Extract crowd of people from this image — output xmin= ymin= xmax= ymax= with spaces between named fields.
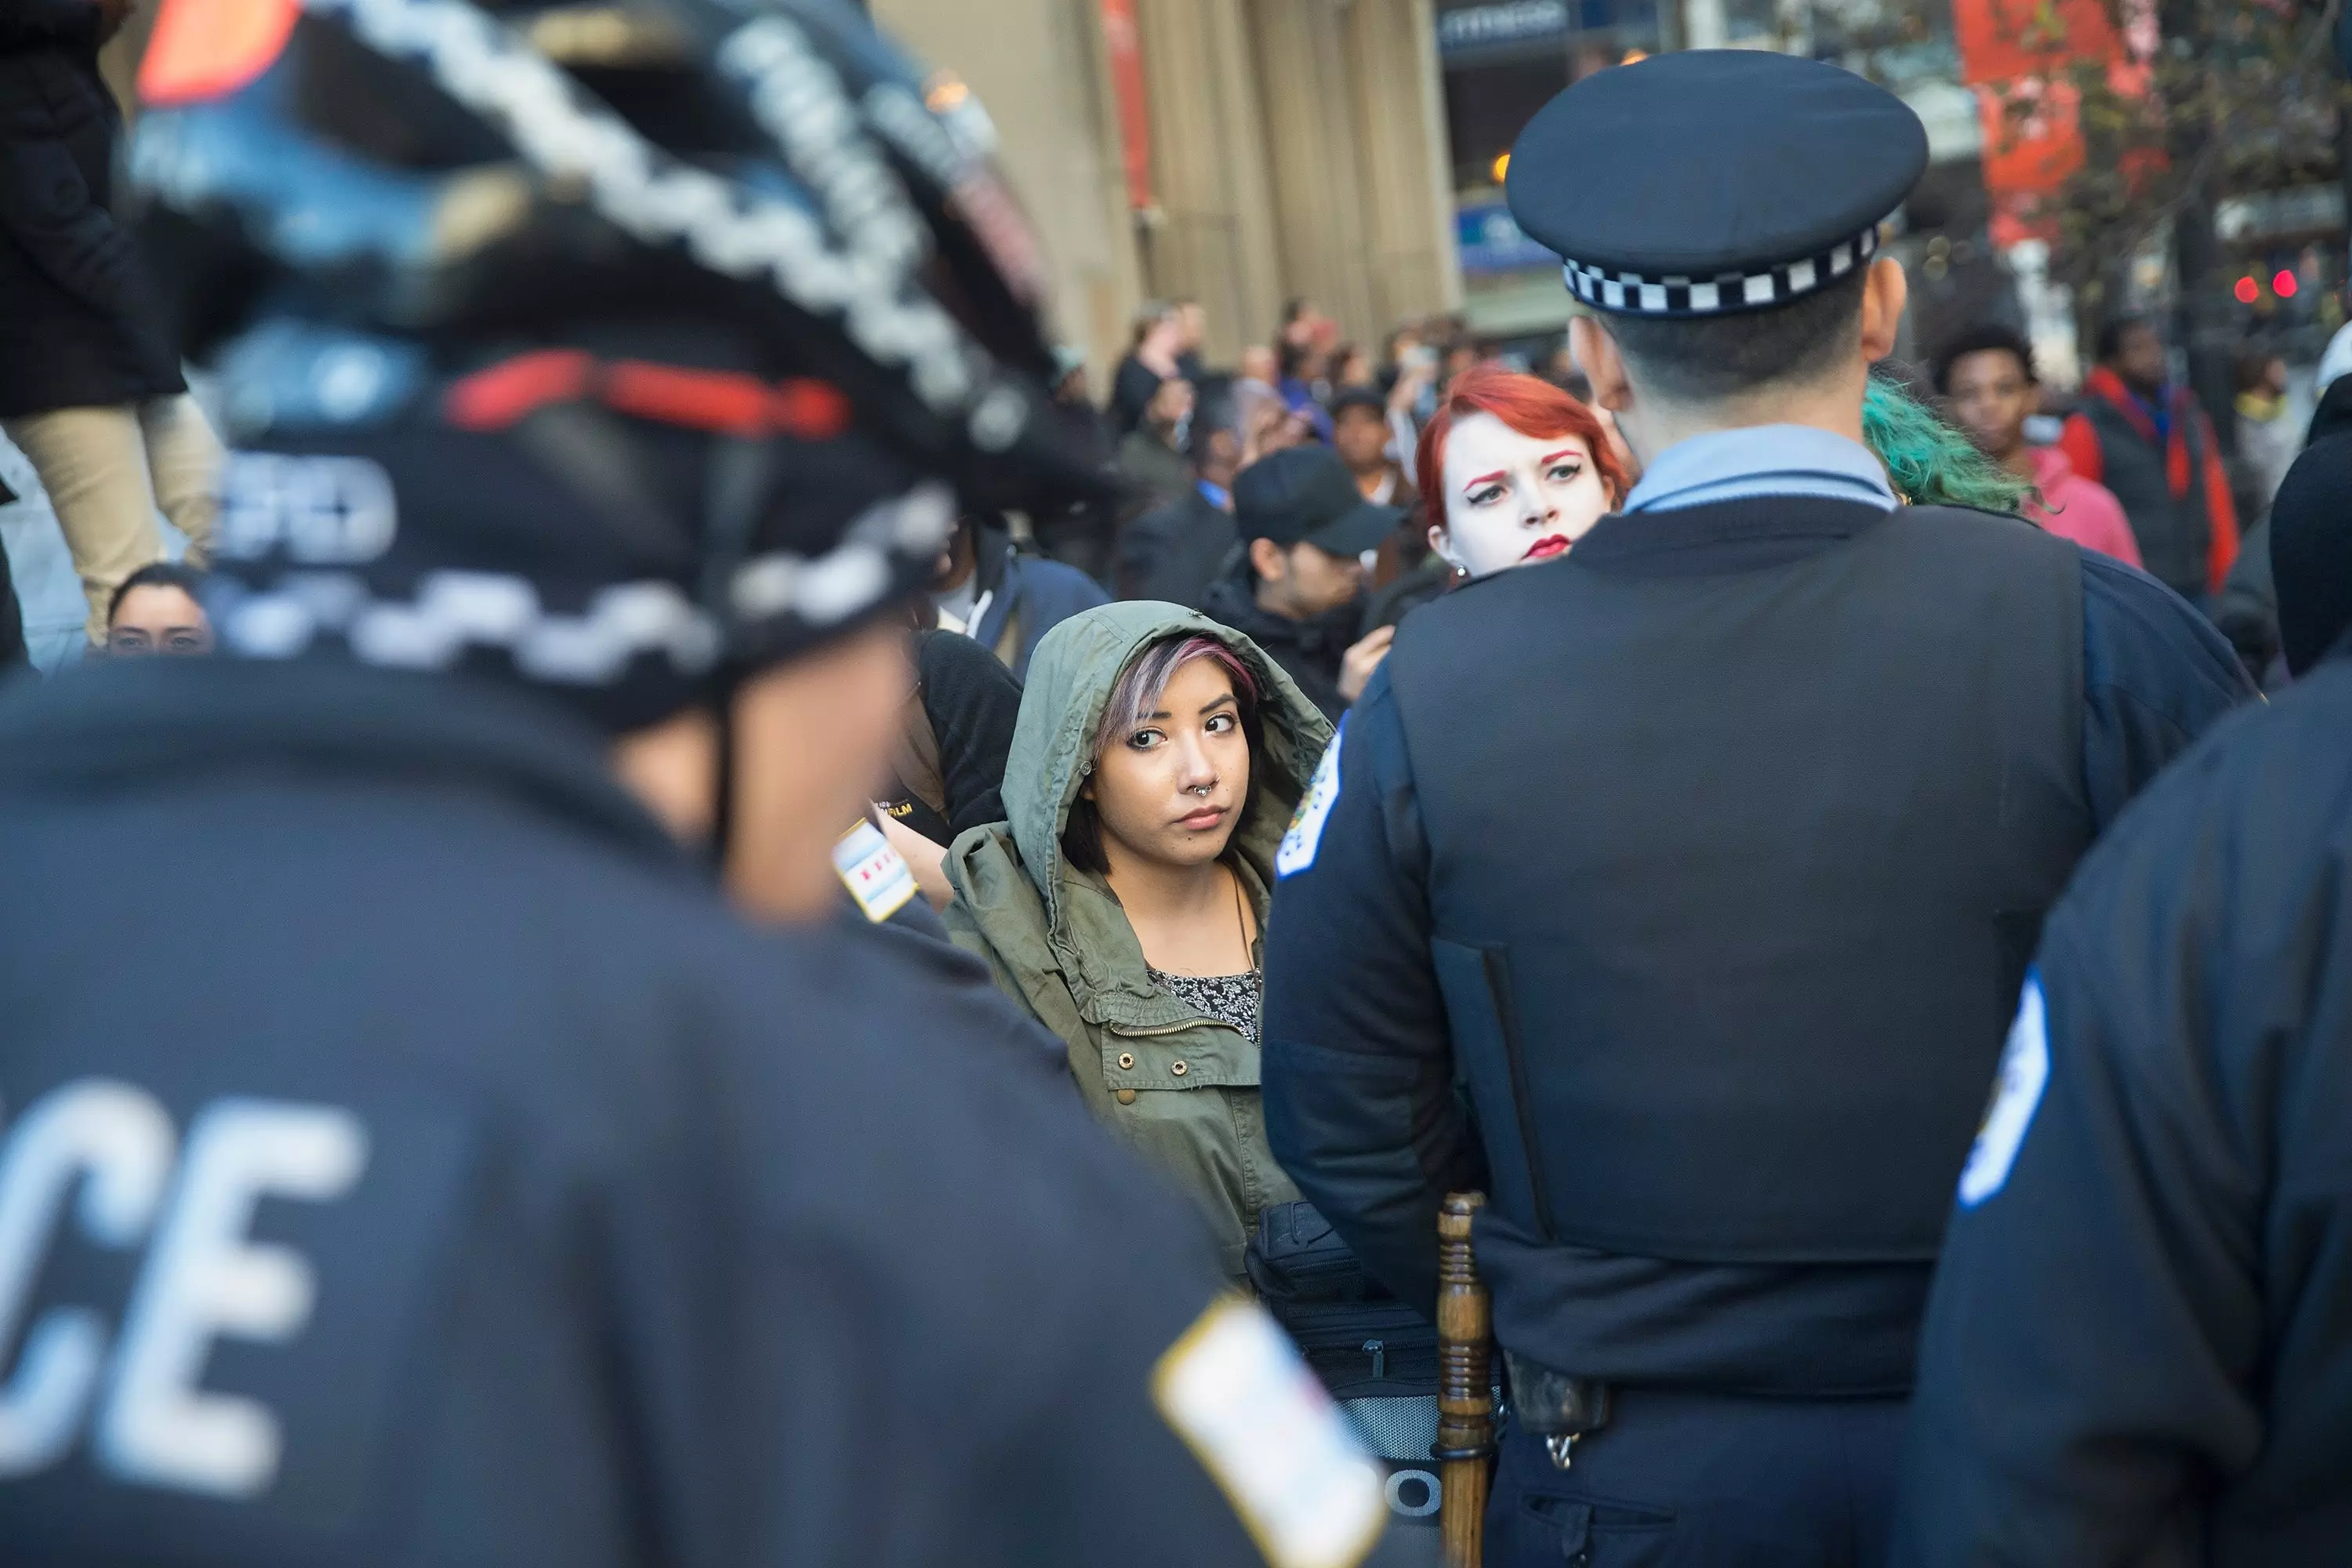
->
xmin=2 ymin=5 xmax=2351 ymax=1568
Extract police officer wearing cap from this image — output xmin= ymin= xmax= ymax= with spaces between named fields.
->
xmin=1261 ymin=50 xmax=2252 ymax=1566
xmin=1199 ymin=445 xmax=1405 ymax=723
xmin=0 ymin=5 xmax=1396 ymax=1566
xmin=1890 ymin=458 xmax=2352 ymax=1566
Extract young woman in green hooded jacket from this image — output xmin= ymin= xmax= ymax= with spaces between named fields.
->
xmin=943 ymin=601 xmax=1330 ymax=1280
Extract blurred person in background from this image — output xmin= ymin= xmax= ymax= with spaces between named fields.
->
xmin=1200 ymin=445 xmax=1399 ymax=721
xmin=1934 ymin=325 xmax=2140 ymax=564
xmin=1238 ymin=342 xmax=1279 ymax=395
xmin=1030 ymin=343 xmax=1120 ymax=584
xmin=944 ymin=608 xmax=1328 ymax=1282
xmin=1329 ymin=343 xmax=1376 ymax=390
xmin=1863 ymin=368 xmax=2031 ymax=514
xmin=1114 ymin=372 xmax=1194 ymax=532
xmin=1275 ymin=337 xmax=1334 ymax=443
xmin=0 ymin=2 xmax=1403 ymax=1563
xmin=873 ymin=625 xmax=1027 ymax=911
xmin=1111 ymin=299 xmax=1187 ymax=436
xmin=1330 ymin=386 xmax=1406 ymax=506
xmin=0 ymin=0 xmax=223 ymax=647
xmin=102 ymin=559 xmax=209 ymax=655
xmin=1173 ymin=296 xmax=1208 ymax=385
xmin=1119 ymin=375 xmax=1245 ymax=608
xmin=929 ymin=510 xmax=1109 ymax=679
xmin=2060 ymin=316 xmax=2238 ymax=605
xmin=2234 ymin=350 xmax=2299 ymax=517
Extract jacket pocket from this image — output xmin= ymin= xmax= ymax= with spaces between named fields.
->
xmin=1516 ymin=1496 xmax=1678 ymax=1568
xmin=1100 ymin=1019 xmax=1259 ymax=1091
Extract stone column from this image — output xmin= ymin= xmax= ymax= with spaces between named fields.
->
xmin=1344 ymin=0 xmax=1464 ymax=334
xmin=1248 ymin=0 xmax=1380 ymax=343
xmin=1133 ymin=0 xmax=1287 ymax=361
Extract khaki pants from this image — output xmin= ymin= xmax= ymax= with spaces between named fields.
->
xmin=2 ymin=396 xmax=223 ymax=644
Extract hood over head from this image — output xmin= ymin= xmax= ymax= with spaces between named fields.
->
xmin=998 ymin=600 xmax=1332 ymax=924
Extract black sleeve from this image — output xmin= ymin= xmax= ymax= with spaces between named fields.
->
xmin=1892 ymin=735 xmax=2279 ymax=1565
xmin=0 ymin=0 xmax=100 ymax=47
xmin=1261 ymin=669 xmax=1482 ymax=1318
xmin=0 ymin=96 xmax=148 ymax=328
xmin=2078 ymin=550 xmax=2257 ymax=829
xmin=916 ymin=630 xmax=1024 ymax=840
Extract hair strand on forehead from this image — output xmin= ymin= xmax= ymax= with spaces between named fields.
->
xmin=1100 ymin=634 xmax=1259 ymax=753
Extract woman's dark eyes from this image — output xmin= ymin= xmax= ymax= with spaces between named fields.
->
xmin=1126 ymin=728 xmax=1166 ymax=750
xmin=1205 ymin=713 xmax=1236 ymax=735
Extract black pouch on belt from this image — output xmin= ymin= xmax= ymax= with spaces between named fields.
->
xmin=1504 ymin=1349 xmax=1611 ymax=1465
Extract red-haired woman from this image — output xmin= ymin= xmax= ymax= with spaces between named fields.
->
xmin=1415 ymin=363 xmax=1629 ymax=578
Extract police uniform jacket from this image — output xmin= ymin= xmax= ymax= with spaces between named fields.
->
xmin=1261 ymin=453 xmax=2255 ymax=1399
xmin=1893 ymin=643 xmax=2352 ymax=1566
xmin=0 ymin=656 xmax=1282 ymax=1567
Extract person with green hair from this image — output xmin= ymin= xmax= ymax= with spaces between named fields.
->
xmin=1863 ymin=368 xmax=2035 ymax=514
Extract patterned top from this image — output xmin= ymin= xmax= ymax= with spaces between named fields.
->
xmin=1148 ymin=967 xmax=1262 ymax=1046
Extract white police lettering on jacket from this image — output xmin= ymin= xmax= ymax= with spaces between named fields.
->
xmin=0 ymin=1080 xmax=367 ymax=1497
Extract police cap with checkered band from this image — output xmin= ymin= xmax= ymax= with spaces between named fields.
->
xmin=1504 ymin=50 xmax=1928 ymax=321
xmin=129 ymin=0 xmax=1083 ymax=732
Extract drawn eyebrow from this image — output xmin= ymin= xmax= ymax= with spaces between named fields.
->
xmin=1460 ymin=470 xmax=1506 ymax=492
xmin=1540 ymin=448 xmax=1584 ymax=466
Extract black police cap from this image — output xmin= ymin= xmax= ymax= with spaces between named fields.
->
xmin=1505 ymin=51 xmax=1927 ymax=319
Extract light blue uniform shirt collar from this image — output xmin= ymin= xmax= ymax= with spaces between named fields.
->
xmin=1622 ymin=424 xmax=1896 ymax=514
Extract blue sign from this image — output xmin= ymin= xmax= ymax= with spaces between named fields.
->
xmin=1438 ymin=2 xmax=1570 ymax=58
xmin=1456 ymin=200 xmax=1558 ymax=274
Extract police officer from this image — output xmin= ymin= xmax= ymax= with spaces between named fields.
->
xmin=1261 ymin=50 xmax=2253 ymax=1566
xmin=1889 ymin=474 xmax=2352 ymax=1566
xmin=0 ymin=5 xmax=1393 ymax=1566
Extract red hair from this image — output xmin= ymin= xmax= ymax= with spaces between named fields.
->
xmin=1415 ymin=365 xmax=1628 ymax=519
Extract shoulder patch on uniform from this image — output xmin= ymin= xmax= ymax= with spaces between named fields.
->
xmin=1152 ymin=1296 xmax=1387 ymax=1568
xmin=833 ymin=820 xmax=918 ymax=924
xmin=1276 ymin=720 xmax=1345 ymax=880
xmin=1958 ymin=971 xmax=2050 ymax=1207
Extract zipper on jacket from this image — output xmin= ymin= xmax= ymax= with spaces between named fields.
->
xmin=1363 ymin=1339 xmax=1385 ymax=1379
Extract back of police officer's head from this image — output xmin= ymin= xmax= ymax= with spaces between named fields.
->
xmin=1568 ymin=262 xmax=1908 ymax=459
xmin=133 ymin=0 xmax=1090 ymax=924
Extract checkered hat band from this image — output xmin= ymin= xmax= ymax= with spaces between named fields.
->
xmin=1561 ymin=224 xmax=1881 ymax=318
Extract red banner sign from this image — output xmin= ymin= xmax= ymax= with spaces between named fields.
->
xmin=1099 ymin=0 xmax=1155 ymax=212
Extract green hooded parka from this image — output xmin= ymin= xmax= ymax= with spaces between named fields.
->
xmin=943 ymin=601 xmax=1333 ymax=1279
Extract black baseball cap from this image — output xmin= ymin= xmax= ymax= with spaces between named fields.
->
xmin=1234 ymin=446 xmax=1404 ymax=557
xmin=1328 ymin=385 xmax=1388 ymax=419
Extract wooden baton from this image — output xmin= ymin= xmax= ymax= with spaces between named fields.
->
xmin=1433 ymin=1191 xmax=1494 ymax=1568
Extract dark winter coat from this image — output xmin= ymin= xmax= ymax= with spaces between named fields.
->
xmin=1198 ymin=564 xmax=1363 ymax=723
xmin=1893 ymin=645 xmax=2352 ymax=1567
xmin=962 ymin=524 xmax=1109 ymax=680
xmin=0 ymin=655 xmax=1286 ymax=1568
xmin=1116 ymin=481 xmax=1236 ymax=608
xmin=0 ymin=2 xmax=187 ymax=418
